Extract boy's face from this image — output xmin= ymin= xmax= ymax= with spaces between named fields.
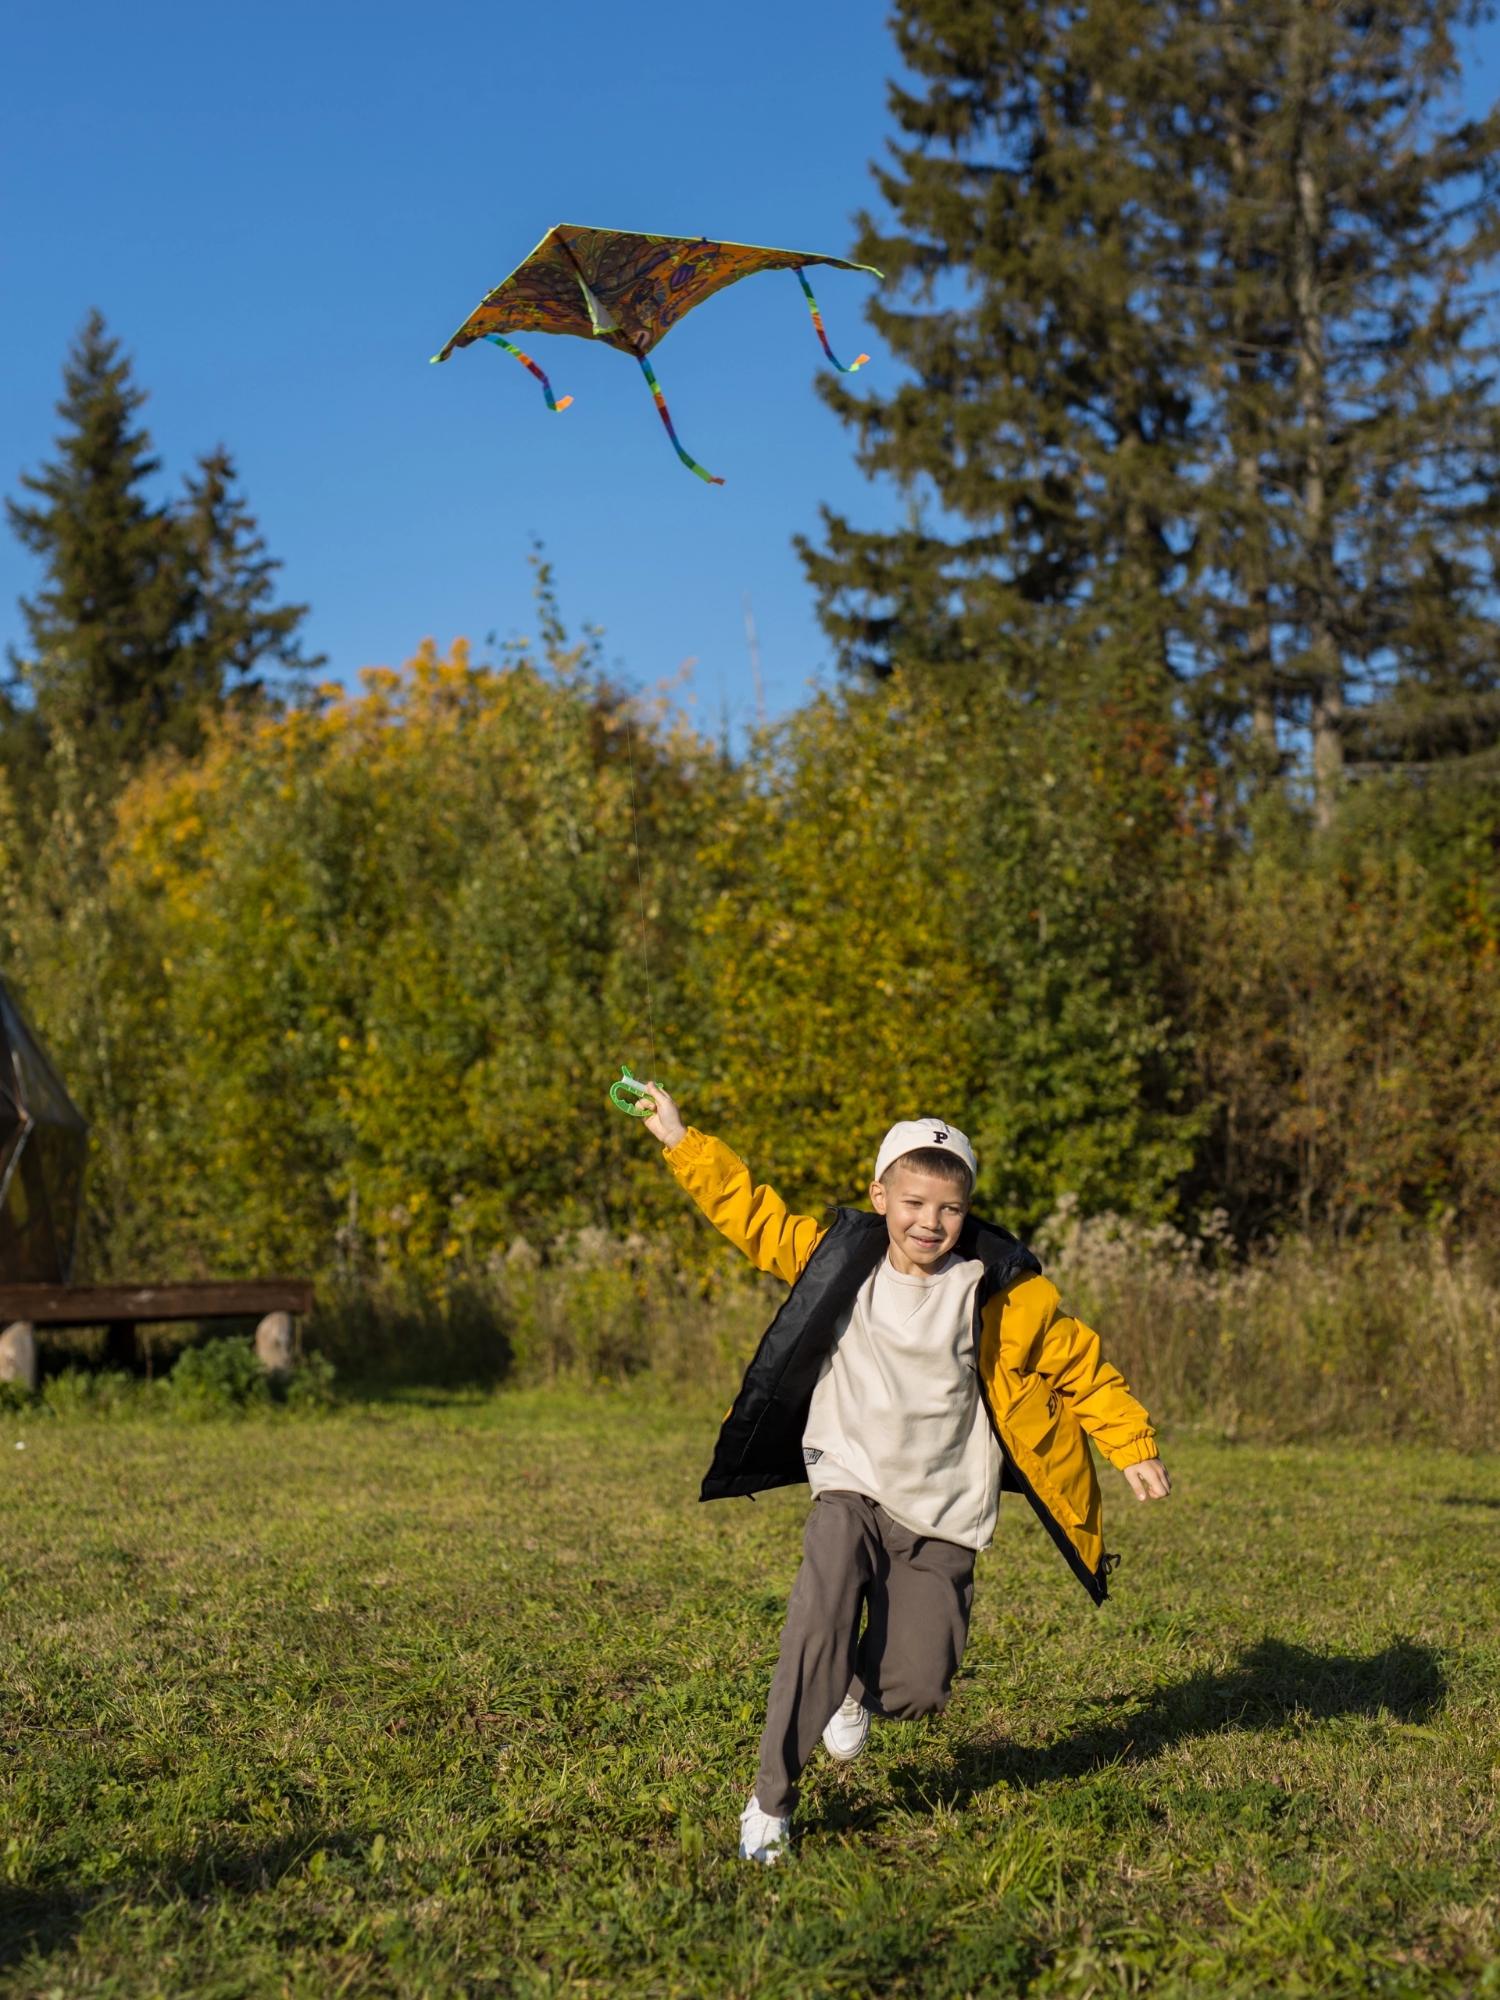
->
xmin=869 ymin=1161 xmax=970 ymax=1273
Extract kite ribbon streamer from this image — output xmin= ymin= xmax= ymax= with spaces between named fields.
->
xmin=637 ymin=356 xmax=725 ymax=486
xmin=483 ymin=333 xmax=574 ymax=411
xmin=795 ymin=268 xmax=869 ymax=373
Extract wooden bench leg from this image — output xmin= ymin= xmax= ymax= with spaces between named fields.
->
xmin=255 ymin=1311 xmax=295 ymax=1381
xmin=0 ymin=1322 xmax=37 ymax=1393
xmin=104 ymin=1321 xmax=137 ymax=1372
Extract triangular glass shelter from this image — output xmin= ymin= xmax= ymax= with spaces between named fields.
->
xmin=0 ymin=977 xmax=88 ymax=1282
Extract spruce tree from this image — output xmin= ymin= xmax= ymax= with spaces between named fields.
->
xmin=1188 ymin=0 xmax=1500 ymax=813
xmin=5 ymin=310 xmax=194 ymax=775
xmin=807 ymin=0 xmax=1500 ymax=817
xmin=179 ymin=447 xmax=322 ymax=713
xmin=797 ymin=0 xmax=1209 ymax=689
xmin=5 ymin=313 xmax=321 ymax=787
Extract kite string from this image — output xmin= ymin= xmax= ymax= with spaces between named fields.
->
xmin=623 ymin=707 xmax=659 ymax=1084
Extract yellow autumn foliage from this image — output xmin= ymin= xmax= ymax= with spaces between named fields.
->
xmin=3 ymin=621 xmax=1496 ymax=1299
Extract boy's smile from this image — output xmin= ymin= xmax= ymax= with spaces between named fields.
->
xmin=869 ymin=1163 xmax=971 ymax=1276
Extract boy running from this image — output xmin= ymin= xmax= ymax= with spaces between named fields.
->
xmin=636 ymin=1087 xmax=1171 ymax=1864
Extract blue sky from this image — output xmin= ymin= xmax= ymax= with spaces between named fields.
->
xmin=2 ymin=0 xmax=907 ymax=738
xmin=4 ymin=2 xmax=1496 ymax=736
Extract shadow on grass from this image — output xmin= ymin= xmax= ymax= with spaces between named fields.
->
xmin=1436 ymin=1493 xmax=1500 ymax=1510
xmin=811 ymin=1636 xmax=1445 ymax=1834
xmin=0 ymin=1826 xmax=367 ymax=1972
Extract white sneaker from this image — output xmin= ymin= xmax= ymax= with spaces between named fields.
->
xmin=738 ymin=1794 xmax=790 ymax=1865
xmin=822 ymin=1692 xmax=870 ymax=1763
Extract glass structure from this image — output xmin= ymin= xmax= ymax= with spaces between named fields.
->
xmin=0 ymin=978 xmax=88 ymax=1284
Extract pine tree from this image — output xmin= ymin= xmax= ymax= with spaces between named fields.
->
xmin=1188 ymin=0 xmax=1500 ymax=815
xmin=5 ymin=310 xmax=194 ymax=775
xmin=179 ymin=447 xmax=322 ymax=713
xmin=796 ymin=0 xmax=1211 ymax=690
xmin=5 ymin=313 xmax=321 ymax=788
xmin=807 ymin=0 xmax=1500 ymax=818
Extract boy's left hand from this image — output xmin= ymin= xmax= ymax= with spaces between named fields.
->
xmin=640 ymin=1081 xmax=687 ymax=1150
xmin=1122 ymin=1458 xmax=1172 ymax=1502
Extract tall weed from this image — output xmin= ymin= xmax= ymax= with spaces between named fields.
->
xmin=27 ymin=1220 xmax=1490 ymax=1450
xmin=305 ymin=1231 xmax=770 ymax=1393
xmin=493 ymin=1229 xmax=769 ymax=1387
xmin=368 ymin=1213 xmax=1495 ymax=1448
xmin=1035 ymin=1198 xmax=1498 ymax=1450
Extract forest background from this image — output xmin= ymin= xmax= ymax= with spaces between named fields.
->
xmin=3 ymin=0 xmax=1498 ymax=1445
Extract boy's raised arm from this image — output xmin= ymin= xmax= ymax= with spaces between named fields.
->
xmin=639 ymin=1083 xmax=824 ymax=1286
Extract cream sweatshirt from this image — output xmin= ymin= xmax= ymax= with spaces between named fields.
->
xmin=802 ymin=1250 xmax=1000 ymax=1551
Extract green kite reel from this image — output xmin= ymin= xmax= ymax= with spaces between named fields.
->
xmin=609 ymin=1064 xmax=661 ymax=1119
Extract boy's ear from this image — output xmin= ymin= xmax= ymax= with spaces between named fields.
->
xmin=869 ymin=1179 xmax=889 ymax=1215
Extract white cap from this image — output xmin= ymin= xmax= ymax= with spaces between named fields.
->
xmin=874 ymin=1119 xmax=978 ymax=1187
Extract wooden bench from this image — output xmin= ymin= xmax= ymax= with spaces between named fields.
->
xmin=0 ymin=1280 xmax=315 ymax=1382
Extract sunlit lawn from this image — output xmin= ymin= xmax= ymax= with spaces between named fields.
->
xmin=1 ymin=1388 xmax=1497 ymax=1997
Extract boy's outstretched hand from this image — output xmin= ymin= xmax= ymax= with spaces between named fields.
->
xmin=640 ymin=1082 xmax=687 ymax=1150
xmin=1122 ymin=1458 xmax=1172 ymax=1502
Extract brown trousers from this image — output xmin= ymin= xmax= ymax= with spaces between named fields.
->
xmin=754 ymin=1489 xmax=977 ymax=1817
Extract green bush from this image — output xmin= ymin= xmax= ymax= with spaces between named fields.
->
xmin=284 ymin=1348 xmax=338 ymax=1410
xmin=32 ymin=1350 xmax=339 ymax=1422
xmin=40 ymin=1368 xmax=148 ymax=1420
xmin=164 ymin=1336 xmax=272 ymax=1416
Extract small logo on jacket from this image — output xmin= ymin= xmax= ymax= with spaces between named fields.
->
xmin=803 ymin=1447 xmax=823 ymax=1464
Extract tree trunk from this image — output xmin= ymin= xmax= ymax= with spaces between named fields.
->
xmin=1220 ymin=7 xmax=1281 ymax=777
xmin=1290 ymin=0 xmax=1342 ymax=827
xmin=1242 ymin=448 xmax=1279 ymax=764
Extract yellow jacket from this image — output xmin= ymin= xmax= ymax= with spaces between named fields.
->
xmin=668 ymin=1128 xmax=1157 ymax=1604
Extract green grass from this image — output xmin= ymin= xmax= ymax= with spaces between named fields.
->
xmin=1 ymin=1389 xmax=1497 ymax=1998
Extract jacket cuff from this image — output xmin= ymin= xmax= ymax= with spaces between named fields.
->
xmin=1107 ymin=1433 xmax=1159 ymax=1471
xmin=664 ymin=1127 xmax=719 ymax=1172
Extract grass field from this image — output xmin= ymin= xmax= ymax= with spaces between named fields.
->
xmin=1 ymin=1389 xmax=1497 ymax=1998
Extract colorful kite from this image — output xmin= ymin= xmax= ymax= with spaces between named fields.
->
xmin=431 ymin=224 xmax=880 ymax=485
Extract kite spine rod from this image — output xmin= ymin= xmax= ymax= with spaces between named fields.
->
xmin=485 ymin=334 xmax=574 ymax=412
xmin=795 ymin=269 xmax=869 ymax=374
xmin=637 ymin=356 xmax=724 ymax=486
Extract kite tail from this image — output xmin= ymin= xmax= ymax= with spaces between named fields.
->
xmin=484 ymin=333 xmax=574 ymax=412
xmin=795 ymin=268 xmax=869 ymax=373
xmin=638 ymin=356 xmax=725 ymax=486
